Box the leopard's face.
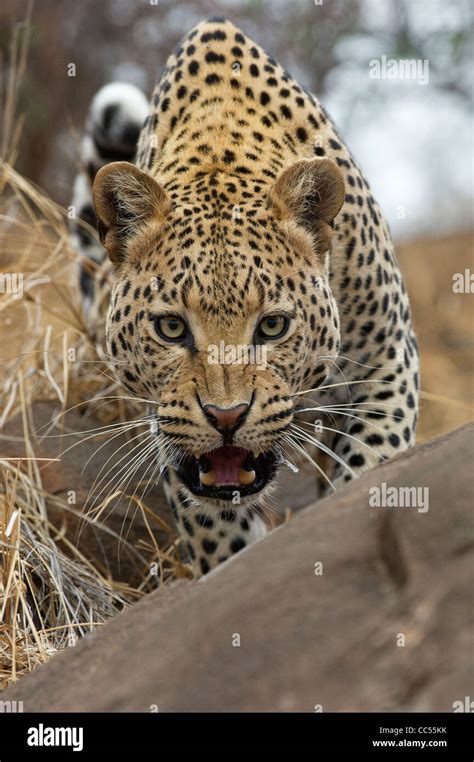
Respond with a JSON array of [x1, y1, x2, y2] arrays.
[[95, 157, 344, 510]]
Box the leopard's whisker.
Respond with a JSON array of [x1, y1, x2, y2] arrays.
[[281, 434, 336, 492], [319, 353, 404, 371], [84, 432, 159, 516], [292, 420, 381, 460], [116, 445, 171, 557], [77, 432, 159, 539], [292, 377, 400, 397], [90, 435, 163, 535], [39, 416, 153, 440], [35, 396, 162, 434], [289, 424, 356, 479], [81, 426, 154, 490], [43, 420, 154, 470], [298, 403, 398, 420], [313, 401, 399, 409], [309, 407, 390, 435]]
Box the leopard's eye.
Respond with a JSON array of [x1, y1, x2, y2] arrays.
[[256, 314, 289, 340], [154, 315, 187, 342]]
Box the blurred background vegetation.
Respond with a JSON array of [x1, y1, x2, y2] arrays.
[[1, 0, 473, 438]]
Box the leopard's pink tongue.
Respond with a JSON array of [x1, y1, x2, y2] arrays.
[[199, 446, 255, 487]]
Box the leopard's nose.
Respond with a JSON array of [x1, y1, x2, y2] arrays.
[[203, 402, 250, 437]]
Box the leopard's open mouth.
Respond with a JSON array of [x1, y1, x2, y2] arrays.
[[176, 446, 278, 500]]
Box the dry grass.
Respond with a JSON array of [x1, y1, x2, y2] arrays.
[[398, 231, 474, 442]]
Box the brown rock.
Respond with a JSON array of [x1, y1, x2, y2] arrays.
[[3, 423, 473, 711]]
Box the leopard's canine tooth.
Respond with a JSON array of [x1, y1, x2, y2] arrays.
[[239, 468, 256, 486], [199, 470, 216, 487]]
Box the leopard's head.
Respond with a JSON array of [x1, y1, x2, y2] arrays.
[[93, 157, 344, 510]]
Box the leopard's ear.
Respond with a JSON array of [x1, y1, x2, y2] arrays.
[[92, 161, 171, 264], [268, 157, 345, 253]]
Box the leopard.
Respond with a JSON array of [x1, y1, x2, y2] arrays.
[[70, 17, 420, 578]]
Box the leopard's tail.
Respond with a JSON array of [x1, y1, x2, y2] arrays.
[[70, 83, 149, 307]]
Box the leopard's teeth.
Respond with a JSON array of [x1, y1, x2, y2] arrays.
[[238, 468, 256, 486], [199, 469, 216, 487]]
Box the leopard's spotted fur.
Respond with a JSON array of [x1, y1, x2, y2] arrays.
[[71, 18, 419, 578]]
